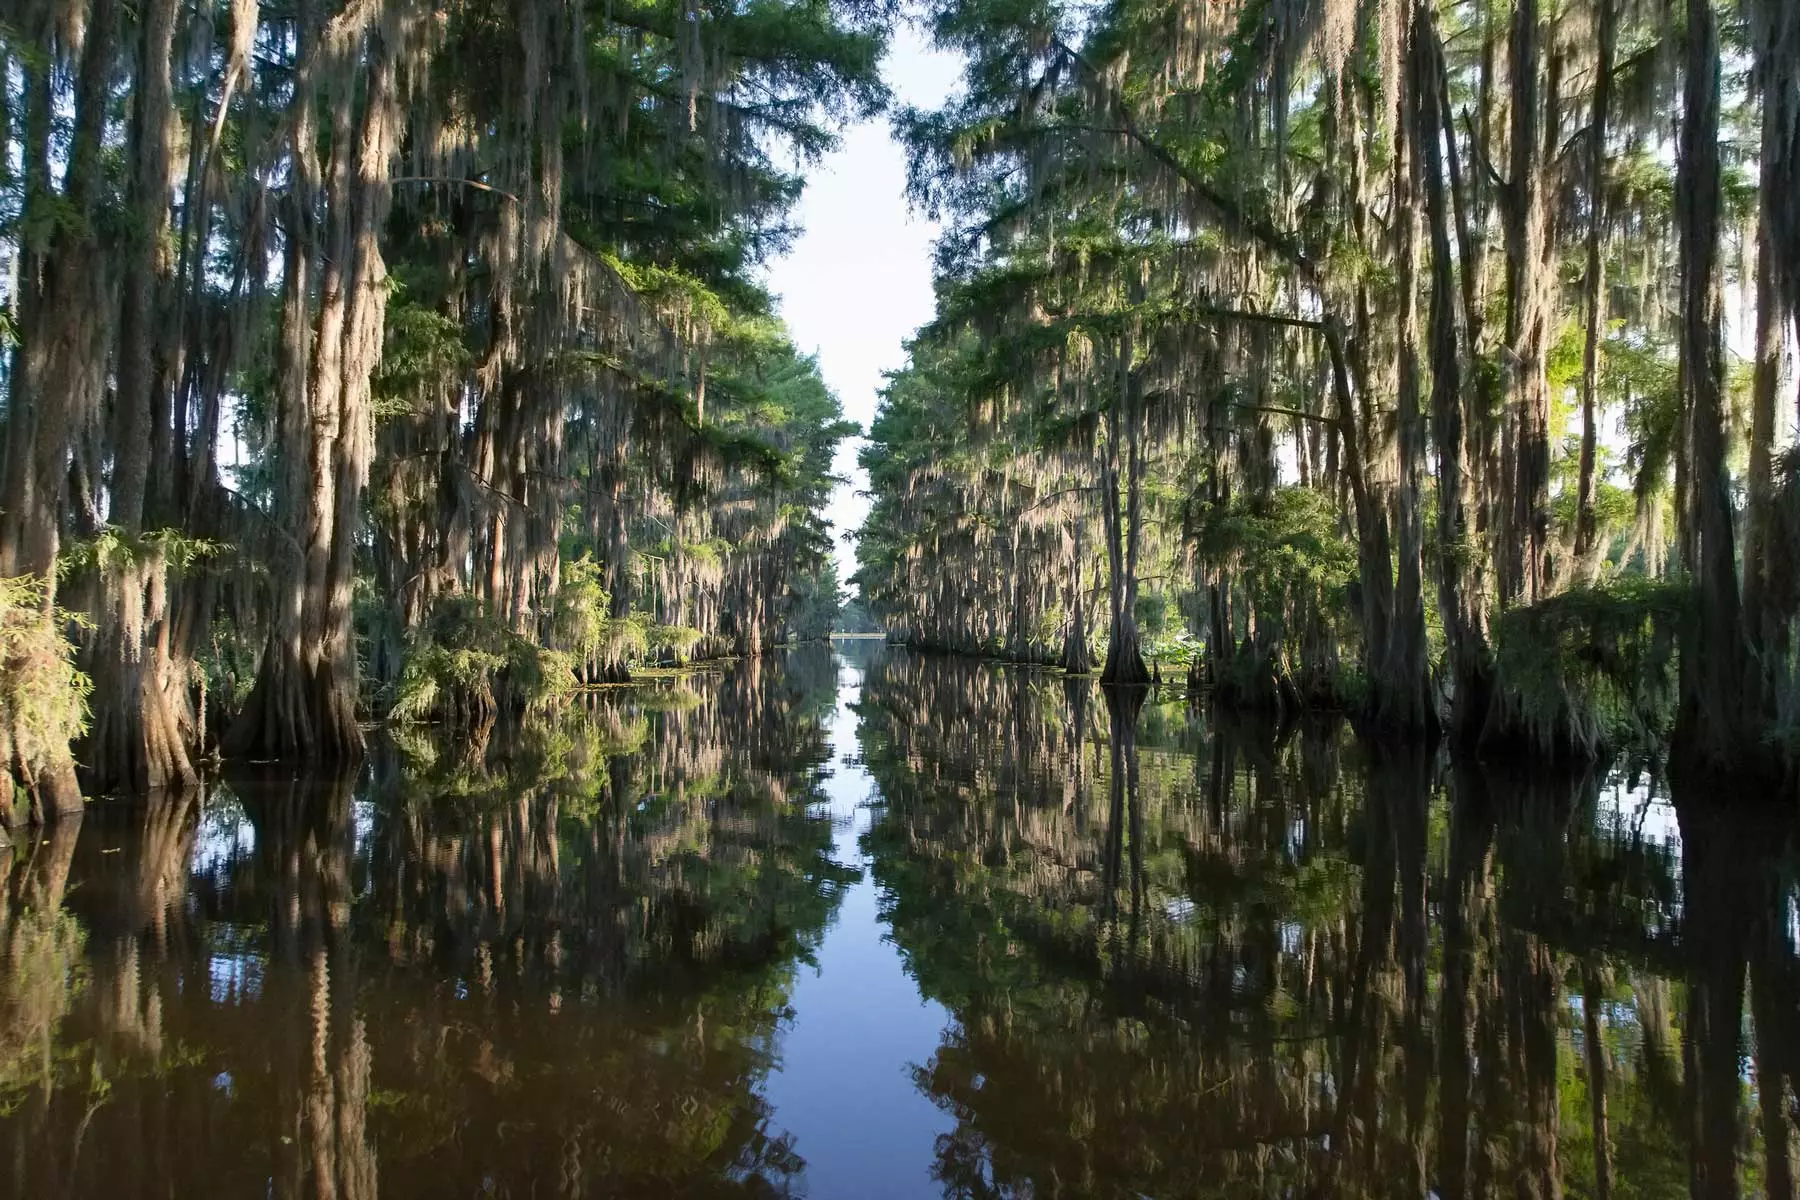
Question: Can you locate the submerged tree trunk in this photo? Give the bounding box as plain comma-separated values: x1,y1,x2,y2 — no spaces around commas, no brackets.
1437,768,1496,1200
1581,961,1614,1200
1677,802,1752,1200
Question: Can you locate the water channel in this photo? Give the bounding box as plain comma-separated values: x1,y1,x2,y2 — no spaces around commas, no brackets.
2,642,1796,1197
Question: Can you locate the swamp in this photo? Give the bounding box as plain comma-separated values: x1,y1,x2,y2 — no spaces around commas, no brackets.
4,644,1797,1197
3,0,1800,1193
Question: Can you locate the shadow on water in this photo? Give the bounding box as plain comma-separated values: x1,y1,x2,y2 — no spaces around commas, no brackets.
2,644,1798,1198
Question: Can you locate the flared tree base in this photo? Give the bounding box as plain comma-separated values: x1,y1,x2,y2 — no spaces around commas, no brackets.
224,646,364,763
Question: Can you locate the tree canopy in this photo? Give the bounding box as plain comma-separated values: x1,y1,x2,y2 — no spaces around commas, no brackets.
854,0,1800,778
0,0,883,818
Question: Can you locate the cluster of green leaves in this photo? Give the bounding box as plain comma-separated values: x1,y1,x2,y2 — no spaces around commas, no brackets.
390,595,577,724
785,556,844,642
59,526,227,574
195,617,261,722
1489,578,1692,758
1186,486,1357,602
0,576,93,802
373,275,471,420
554,556,706,664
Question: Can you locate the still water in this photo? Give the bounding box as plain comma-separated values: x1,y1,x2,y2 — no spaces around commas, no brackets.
3,643,1798,1197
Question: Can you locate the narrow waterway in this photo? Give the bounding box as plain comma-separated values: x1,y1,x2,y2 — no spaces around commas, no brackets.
2,643,1797,1197
761,650,954,1196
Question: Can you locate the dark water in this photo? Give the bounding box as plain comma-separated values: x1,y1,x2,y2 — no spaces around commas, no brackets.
4,644,1798,1198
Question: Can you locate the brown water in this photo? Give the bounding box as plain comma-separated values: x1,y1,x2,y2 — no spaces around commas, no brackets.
2,643,1796,1198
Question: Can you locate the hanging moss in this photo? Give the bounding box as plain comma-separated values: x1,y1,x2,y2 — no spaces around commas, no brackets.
555,555,703,670
1485,578,1690,763
389,595,576,727
0,577,94,824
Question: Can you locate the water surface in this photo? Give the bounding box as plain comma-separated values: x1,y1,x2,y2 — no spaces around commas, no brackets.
3,644,1797,1197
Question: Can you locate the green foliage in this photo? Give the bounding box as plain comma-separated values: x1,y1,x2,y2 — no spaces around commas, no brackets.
60,526,227,574
552,556,619,661
374,276,470,419
390,596,575,724
1187,486,1356,598
835,597,883,634
0,576,93,785
785,556,843,642
1144,628,1204,668
553,556,704,664
196,618,260,722
1489,578,1690,759
1609,333,1681,499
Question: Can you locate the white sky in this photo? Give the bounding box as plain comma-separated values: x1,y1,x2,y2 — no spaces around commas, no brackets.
765,24,964,583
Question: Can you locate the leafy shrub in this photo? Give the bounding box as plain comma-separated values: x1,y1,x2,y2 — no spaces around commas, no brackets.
1145,629,1205,669
0,576,93,811
555,556,703,665
390,595,574,724
1487,577,1689,760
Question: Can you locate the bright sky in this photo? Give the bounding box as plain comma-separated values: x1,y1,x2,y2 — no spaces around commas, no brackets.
765,23,964,584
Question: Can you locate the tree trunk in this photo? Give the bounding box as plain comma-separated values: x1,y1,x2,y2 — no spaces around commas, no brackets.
1062,516,1092,674
1746,0,1799,726
1573,0,1616,583
227,1,407,762
598,461,636,683
1100,352,1149,688
1383,35,1434,737
1750,0,1800,377
1745,224,1782,705
1101,429,1144,683
1499,0,1559,605
1007,525,1028,661
1673,0,1756,772
86,0,200,795
1415,2,1492,742
0,1,120,818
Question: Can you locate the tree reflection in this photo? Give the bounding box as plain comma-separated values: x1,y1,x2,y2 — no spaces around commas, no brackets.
0,646,851,1198
2,812,85,1102
856,649,1800,1199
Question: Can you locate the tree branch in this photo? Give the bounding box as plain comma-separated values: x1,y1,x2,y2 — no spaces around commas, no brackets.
1051,39,1320,285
